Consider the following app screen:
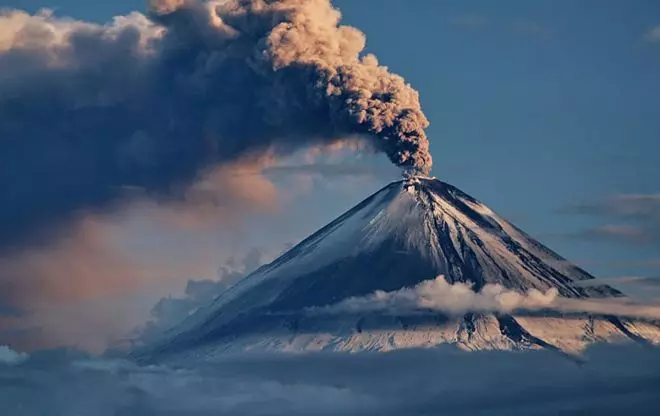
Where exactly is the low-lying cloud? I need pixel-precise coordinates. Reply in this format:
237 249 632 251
312 276 660 320
1 344 660 415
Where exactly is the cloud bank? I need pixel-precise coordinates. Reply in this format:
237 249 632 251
1 344 660 415
312 276 660 320
0 0 432 249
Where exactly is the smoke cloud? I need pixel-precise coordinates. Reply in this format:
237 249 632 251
313 275 660 320
0 0 432 249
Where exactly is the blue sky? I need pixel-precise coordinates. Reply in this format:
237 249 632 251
2 0 660 349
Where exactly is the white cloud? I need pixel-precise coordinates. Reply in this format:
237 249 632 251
0 345 27 365
311 276 660 320
311 276 557 315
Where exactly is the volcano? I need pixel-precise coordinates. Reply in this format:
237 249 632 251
148 177 660 359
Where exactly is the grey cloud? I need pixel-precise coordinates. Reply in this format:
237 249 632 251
644 26 660 43
573 276 660 288
133 247 277 346
563 194 660 217
572 225 653 244
2 344 660 415
561 194 660 247
0 0 432 250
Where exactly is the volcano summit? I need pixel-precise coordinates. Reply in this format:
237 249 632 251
148 177 660 359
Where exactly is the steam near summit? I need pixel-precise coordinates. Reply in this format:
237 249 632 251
0 0 431 248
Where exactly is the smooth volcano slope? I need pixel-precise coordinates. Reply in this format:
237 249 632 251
147 177 659 358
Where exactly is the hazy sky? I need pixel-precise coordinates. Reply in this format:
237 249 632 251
2 0 659 350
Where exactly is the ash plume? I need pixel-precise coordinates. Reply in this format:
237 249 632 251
0 0 432 248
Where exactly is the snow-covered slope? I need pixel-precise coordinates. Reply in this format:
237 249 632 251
145 177 660 359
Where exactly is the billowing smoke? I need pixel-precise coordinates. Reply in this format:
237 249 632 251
0 0 431 248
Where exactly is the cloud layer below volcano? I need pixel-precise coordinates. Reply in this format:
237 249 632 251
2 344 660 415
